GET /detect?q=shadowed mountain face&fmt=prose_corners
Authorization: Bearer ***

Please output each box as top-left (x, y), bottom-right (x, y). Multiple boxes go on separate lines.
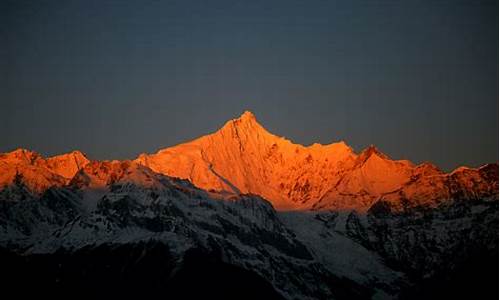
top-left (0, 112), bottom-right (498, 299)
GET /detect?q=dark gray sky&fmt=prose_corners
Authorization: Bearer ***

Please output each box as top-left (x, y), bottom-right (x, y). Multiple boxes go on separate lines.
top-left (1, 0), bottom-right (498, 171)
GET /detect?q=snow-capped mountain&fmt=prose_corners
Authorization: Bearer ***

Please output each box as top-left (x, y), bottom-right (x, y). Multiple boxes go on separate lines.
top-left (0, 111), bottom-right (497, 299)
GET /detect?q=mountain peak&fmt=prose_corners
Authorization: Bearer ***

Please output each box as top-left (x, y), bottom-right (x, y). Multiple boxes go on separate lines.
top-left (70, 150), bottom-right (87, 158)
top-left (233, 110), bottom-right (258, 125)
top-left (45, 150), bottom-right (90, 179)
top-left (9, 148), bottom-right (37, 156)
top-left (218, 110), bottom-right (265, 135)
top-left (2, 148), bottom-right (42, 164)
top-left (357, 145), bottom-right (390, 164)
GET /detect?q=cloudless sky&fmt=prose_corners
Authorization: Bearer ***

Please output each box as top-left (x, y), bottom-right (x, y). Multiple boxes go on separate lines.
top-left (1, 0), bottom-right (498, 170)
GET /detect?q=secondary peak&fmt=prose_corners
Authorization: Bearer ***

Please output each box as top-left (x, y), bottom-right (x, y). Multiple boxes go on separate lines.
top-left (3, 148), bottom-right (42, 163)
top-left (357, 144), bottom-right (389, 163)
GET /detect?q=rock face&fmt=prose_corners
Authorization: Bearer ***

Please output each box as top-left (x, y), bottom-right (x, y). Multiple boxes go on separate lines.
top-left (134, 111), bottom-right (497, 211)
top-left (46, 151), bottom-right (89, 179)
top-left (280, 196), bottom-right (498, 300)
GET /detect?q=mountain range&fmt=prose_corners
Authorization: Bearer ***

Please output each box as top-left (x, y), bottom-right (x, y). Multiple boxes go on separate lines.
top-left (0, 111), bottom-right (497, 299)
top-left (2, 111), bottom-right (496, 211)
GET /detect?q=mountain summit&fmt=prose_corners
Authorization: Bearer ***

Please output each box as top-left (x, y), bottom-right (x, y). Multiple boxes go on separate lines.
top-left (134, 111), bottom-right (356, 209)
top-left (134, 111), bottom-right (497, 211)
top-left (237, 110), bottom-right (257, 122)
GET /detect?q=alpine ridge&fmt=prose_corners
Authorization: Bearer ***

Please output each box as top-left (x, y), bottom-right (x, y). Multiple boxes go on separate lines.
top-left (0, 111), bottom-right (496, 212)
top-left (0, 148), bottom-right (89, 194)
